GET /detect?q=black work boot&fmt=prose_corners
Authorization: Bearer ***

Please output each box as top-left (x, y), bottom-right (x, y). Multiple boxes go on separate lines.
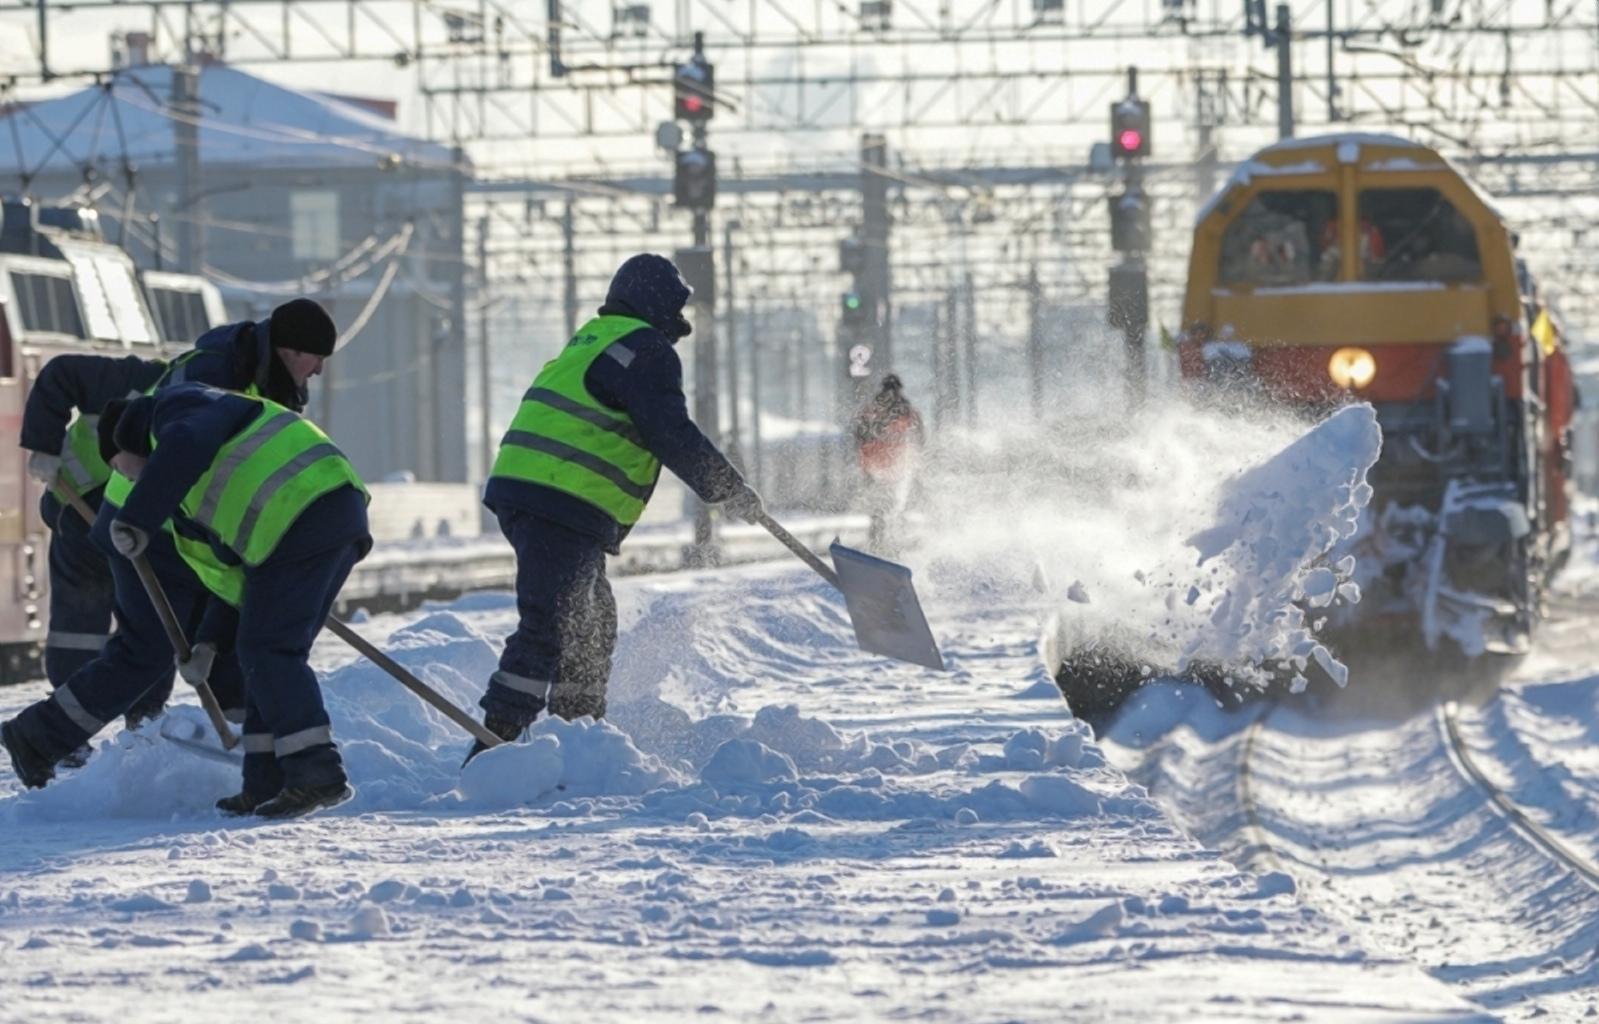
top-left (216, 791), bottom-right (270, 816)
top-left (2, 719), bottom-right (57, 790)
top-left (254, 781), bottom-right (354, 820)
top-left (124, 705), bottom-right (164, 732)
top-left (59, 744), bottom-right (92, 770)
top-left (462, 712), bottom-right (528, 767)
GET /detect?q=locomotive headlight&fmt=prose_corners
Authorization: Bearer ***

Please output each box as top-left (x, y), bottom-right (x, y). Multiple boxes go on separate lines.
top-left (1328, 347), bottom-right (1376, 390)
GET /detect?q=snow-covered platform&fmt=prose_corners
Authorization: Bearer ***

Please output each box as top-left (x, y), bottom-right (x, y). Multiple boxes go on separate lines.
top-left (0, 560), bottom-right (1485, 1021)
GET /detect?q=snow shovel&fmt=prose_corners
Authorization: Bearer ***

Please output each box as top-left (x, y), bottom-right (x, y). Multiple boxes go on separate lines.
top-left (54, 479), bottom-right (239, 751)
top-left (755, 512), bottom-right (944, 671)
top-left (323, 616), bottom-right (505, 750)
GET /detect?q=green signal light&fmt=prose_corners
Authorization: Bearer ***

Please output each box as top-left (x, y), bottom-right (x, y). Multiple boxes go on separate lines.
top-left (844, 294), bottom-right (862, 310)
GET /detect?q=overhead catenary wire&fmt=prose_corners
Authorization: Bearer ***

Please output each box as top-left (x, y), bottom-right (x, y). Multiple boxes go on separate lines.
top-left (331, 222), bottom-right (416, 350)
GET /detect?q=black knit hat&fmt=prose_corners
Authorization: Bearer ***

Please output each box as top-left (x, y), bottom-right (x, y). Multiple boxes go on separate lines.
top-left (264, 298), bottom-right (337, 356)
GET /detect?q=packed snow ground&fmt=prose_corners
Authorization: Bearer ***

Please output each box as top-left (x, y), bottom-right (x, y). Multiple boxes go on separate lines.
top-left (0, 399), bottom-right (1493, 1021)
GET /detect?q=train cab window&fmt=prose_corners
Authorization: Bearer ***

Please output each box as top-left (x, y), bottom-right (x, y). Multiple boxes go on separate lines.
top-left (150, 287), bottom-right (211, 344)
top-left (9, 271), bottom-right (86, 338)
top-left (1218, 190), bottom-right (1340, 287)
top-left (1357, 188), bottom-right (1482, 284)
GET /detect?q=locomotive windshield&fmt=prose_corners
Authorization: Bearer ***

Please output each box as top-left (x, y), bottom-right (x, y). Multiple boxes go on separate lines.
top-left (1357, 187), bottom-right (1482, 284)
top-left (1218, 189), bottom-right (1340, 287)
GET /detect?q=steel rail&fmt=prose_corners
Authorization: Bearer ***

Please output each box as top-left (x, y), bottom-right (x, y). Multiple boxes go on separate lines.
top-left (1436, 700), bottom-right (1599, 892)
top-left (1235, 701), bottom-right (1291, 874)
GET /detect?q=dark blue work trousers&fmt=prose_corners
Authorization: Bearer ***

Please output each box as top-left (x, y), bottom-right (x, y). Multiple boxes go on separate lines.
top-left (10, 501), bottom-right (229, 764)
top-left (232, 535), bottom-right (361, 796)
top-left (481, 509), bottom-right (616, 725)
top-left (41, 492), bottom-right (174, 722)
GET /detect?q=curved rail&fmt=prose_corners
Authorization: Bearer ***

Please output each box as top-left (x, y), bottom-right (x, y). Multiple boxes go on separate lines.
top-left (1436, 700), bottom-right (1599, 891)
top-left (1235, 697), bottom-right (1599, 892)
top-left (1234, 701), bottom-right (1289, 873)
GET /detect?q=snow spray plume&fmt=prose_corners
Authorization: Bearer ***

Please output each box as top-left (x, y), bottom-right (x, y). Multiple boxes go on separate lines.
top-left (911, 379), bottom-right (1380, 696)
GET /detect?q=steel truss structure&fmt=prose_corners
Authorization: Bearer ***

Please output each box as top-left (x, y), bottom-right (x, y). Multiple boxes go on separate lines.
top-left (3, 0), bottom-right (1597, 386)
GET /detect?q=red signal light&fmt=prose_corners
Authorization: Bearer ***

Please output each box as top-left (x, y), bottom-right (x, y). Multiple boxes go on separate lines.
top-left (1118, 129), bottom-right (1143, 154)
top-left (683, 96), bottom-right (704, 114)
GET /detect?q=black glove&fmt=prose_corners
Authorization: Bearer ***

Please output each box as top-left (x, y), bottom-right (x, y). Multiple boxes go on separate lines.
top-left (720, 483), bottom-right (765, 525)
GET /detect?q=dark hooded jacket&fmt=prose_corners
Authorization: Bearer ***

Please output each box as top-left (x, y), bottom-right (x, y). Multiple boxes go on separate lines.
top-left (483, 254), bottom-right (745, 553)
top-left (22, 322), bottom-right (305, 522)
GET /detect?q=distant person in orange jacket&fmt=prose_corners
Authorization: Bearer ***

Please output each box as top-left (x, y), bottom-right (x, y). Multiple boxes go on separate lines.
top-left (851, 374), bottom-right (926, 551)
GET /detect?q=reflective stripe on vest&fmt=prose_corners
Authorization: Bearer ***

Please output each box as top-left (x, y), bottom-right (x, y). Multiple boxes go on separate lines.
top-left (54, 382), bottom-right (151, 499)
top-left (56, 414), bottom-right (107, 494)
top-left (489, 316), bottom-right (663, 527)
top-left (166, 396), bottom-right (366, 605)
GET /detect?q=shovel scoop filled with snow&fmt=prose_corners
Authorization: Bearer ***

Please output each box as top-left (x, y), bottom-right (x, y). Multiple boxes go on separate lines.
top-left (756, 512), bottom-right (944, 671)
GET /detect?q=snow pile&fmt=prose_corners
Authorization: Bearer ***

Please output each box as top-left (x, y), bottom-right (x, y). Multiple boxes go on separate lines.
top-left (0, 708), bottom-right (235, 823)
top-left (917, 395), bottom-right (1379, 694)
top-left (0, 589), bottom-right (1124, 827)
top-left (457, 716), bottom-right (683, 806)
top-left (1182, 403), bottom-right (1378, 685)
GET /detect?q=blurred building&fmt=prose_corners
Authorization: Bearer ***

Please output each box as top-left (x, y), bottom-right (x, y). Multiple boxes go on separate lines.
top-left (0, 56), bottom-right (471, 483)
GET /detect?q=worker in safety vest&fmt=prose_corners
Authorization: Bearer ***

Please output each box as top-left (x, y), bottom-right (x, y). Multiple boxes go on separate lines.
top-left (850, 374), bottom-right (926, 551)
top-left (17, 298), bottom-right (337, 751)
top-left (3, 306), bottom-right (353, 808)
top-left (468, 253), bottom-right (763, 761)
top-left (3, 382), bottom-right (369, 817)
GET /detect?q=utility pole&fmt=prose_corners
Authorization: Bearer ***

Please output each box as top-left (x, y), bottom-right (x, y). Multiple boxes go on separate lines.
top-left (860, 134), bottom-right (892, 376)
top-left (1026, 265), bottom-right (1044, 420)
top-left (934, 287), bottom-right (959, 429)
top-left (1195, 72), bottom-right (1221, 199)
top-left (36, 0), bottom-right (50, 81)
top-left (748, 296), bottom-right (763, 491)
top-left (1108, 67), bottom-right (1151, 404)
top-left (444, 144), bottom-right (468, 481)
top-left (562, 199), bottom-right (578, 338)
top-left (1275, 3), bottom-right (1295, 140)
top-left (1325, 0), bottom-right (1338, 122)
top-left (171, 64), bottom-right (203, 274)
top-left (962, 273), bottom-right (978, 428)
top-left (477, 212), bottom-right (493, 482)
top-left (723, 218), bottom-right (741, 467)
top-left (671, 31), bottom-right (720, 563)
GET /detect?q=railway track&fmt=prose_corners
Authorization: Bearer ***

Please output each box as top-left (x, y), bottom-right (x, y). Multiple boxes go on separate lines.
top-left (1436, 699), bottom-right (1599, 891)
top-left (1237, 697), bottom-right (1599, 891)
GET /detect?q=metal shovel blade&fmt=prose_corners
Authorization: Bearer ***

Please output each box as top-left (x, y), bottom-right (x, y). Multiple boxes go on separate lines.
top-left (828, 542), bottom-right (945, 671)
top-left (158, 717), bottom-right (243, 766)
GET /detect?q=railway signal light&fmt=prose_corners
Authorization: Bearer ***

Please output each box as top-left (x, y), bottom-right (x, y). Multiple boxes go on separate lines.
top-left (1110, 97), bottom-right (1151, 160)
top-left (1109, 187), bottom-right (1153, 253)
top-left (840, 237), bottom-right (865, 276)
top-left (673, 146), bottom-right (717, 209)
top-left (841, 290), bottom-right (869, 328)
top-left (674, 56), bottom-right (715, 123)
